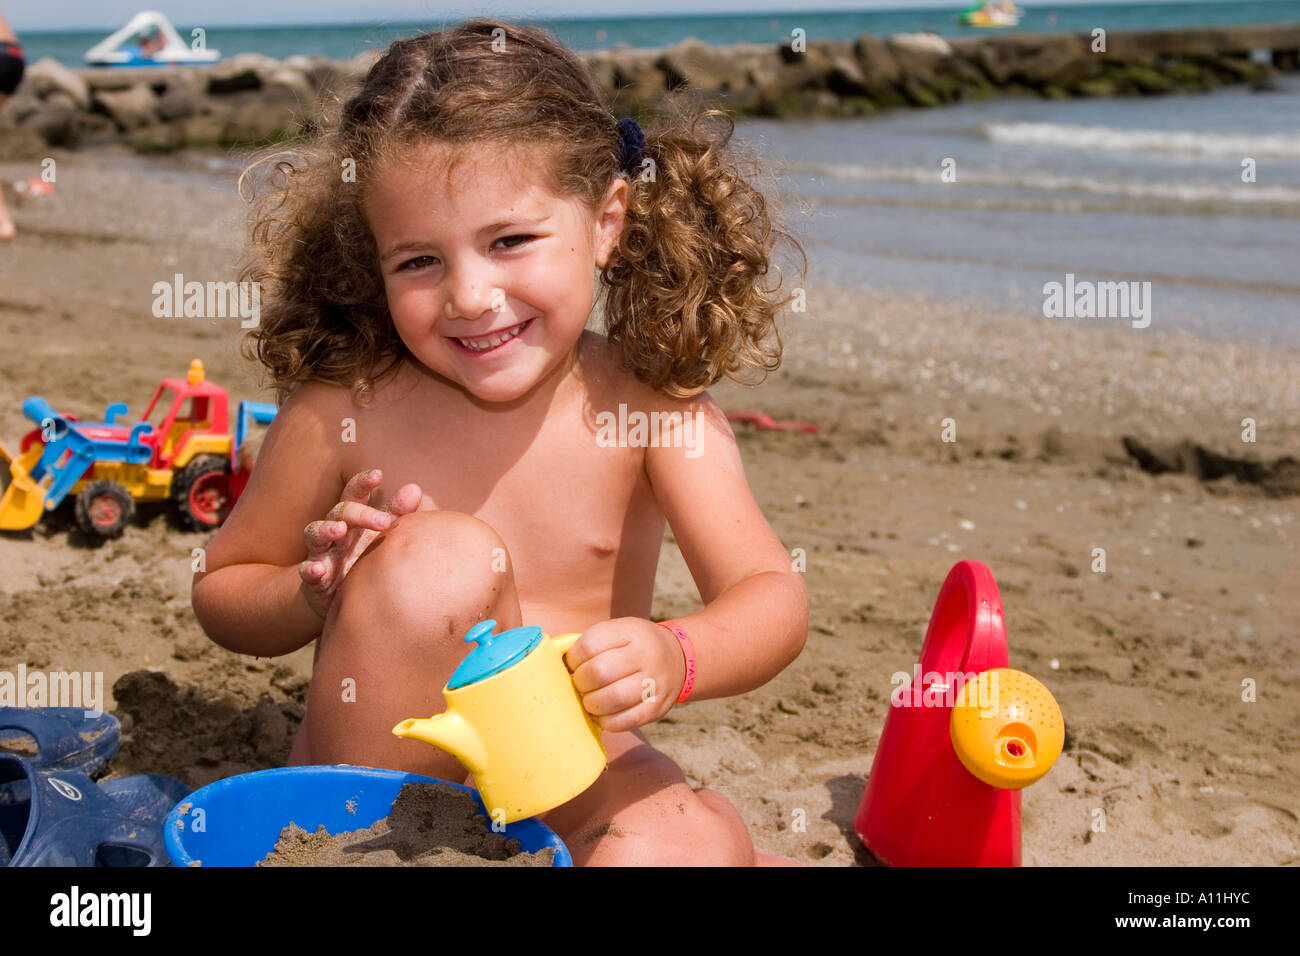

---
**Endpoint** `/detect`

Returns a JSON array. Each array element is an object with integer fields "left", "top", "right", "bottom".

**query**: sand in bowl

[{"left": 257, "top": 782, "right": 556, "bottom": 867}]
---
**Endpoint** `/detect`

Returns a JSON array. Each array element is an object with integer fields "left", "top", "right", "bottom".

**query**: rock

[
  {"left": 890, "top": 32, "right": 954, "bottom": 57},
  {"left": 341, "top": 47, "right": 383, "bottom": 85},
  {"left": 223, "top": 100, "right": 296, "bottom": 145},
  {"left": 18, "top": 96, "right": 82, "bottom": 146},
  {"left": 930, "top": 74, "right": 967, "bottom": 103},
  {"left": 1013, "top": 36, "right": 1093, "bottom": 87},
  {"left": 1, "top": 88, "right": 43, "bottom": 125},
  {"left": 93, "top": 83, "right": 159, "bottom": 130},
  {"left": 20, "top": 57, "right": 92, "bottom": 110},
  {"left": 887, "top": 34, "right": 951, "bottom": 88},
  {"left": 745, "top": 49, "right": 783, "bottom": 93},
  {"left": 155, "top": 70, "right": 208, "bottom": 122},
  {"left": 1112, "top": 29, "right": 1217, "bottom": 60},
  {"left": 1107, "top": 63, "right": 1175, "bottom": 94},
  {"left": 282, "top": 54, "right": 339, "bottom": 94},
  {"left": 1164, "top": 60, "right": 1205, "bottom": 88},
  {"left": 967, "top": 34, "right": 1093, "bottom": 88},
  {"left": 1211, "top": 55, "right": 1270, "bottom": 82},
  {"left": 134, "top": 122, "right": 185, "bottom": 153},
  {"left": 656, "top": 38, "right": 749, "bottom": 91},
  {"left": 0, "top": 118, "right": 49, "bottom": 160},
  {"left": 900, "top": 79, "right": 941, "bottom": 107},
  {"left": 798, "top": 89, "right": 842, "bottom": 115},
  {"left": 1075, "top": 77, "right": 1118, "bottom": 97},
  {"left": 181, "top": 111, "right": 228, "bottom": 147},
  {"left": 853, "top": 35, "right": 902, "bottom": 96},
  {"left": 825, "top": 51, "right": 871, "bottom": 96},
  {"left": 1098, "top": 35, "right": 1160, "bottom": 68},
  {"left": 208, "top": 52, "right": 280, "bottom": 95},
  {"left": 71, "top": 111, "right": 117, "bottom": 148},
  {"left": 608, "top": 54, "right": 667, "bottom": 114},
  {"left": 584, "top": 51, "right": 617, "bottom": 97},
  {"left": 264, "top": 66, "right": 315, "bottom": 107}
]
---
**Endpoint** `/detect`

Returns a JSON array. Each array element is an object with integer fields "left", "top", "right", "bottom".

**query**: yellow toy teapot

[{"left": 392, "top": 619, "right": 607, "bottom": 823}]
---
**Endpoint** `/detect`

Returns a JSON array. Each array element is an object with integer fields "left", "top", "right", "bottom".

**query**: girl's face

[{"left": 365, "top": 140, "right": 627, "bottom": 406}]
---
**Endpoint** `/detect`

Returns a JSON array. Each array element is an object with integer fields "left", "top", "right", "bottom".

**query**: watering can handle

[
  {"left": 550, "top": 632, "right": 583, "bottom": 658},
  {"left": 917, "top": 561, "right": 1009, "bottom": 676}
]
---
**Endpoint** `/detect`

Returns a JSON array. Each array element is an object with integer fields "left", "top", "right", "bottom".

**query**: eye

[
  {"left": 398, "top": 255, "right": 436, "bottom": 271},
  {"left": 496, "top": 234, "right": 535, "bottom": 250}
]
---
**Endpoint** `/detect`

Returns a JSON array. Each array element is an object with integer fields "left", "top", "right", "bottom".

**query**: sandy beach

[{"left": 0, "top": 144, "right": 1297, "bottom": 866}]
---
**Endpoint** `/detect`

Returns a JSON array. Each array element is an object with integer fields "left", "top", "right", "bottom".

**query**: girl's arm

[
  {"left": 190, "top": 381, "right": 349, "bottom": 656},
  {"left": 642, "top": 390, "right": 809, "bottom": 699}
]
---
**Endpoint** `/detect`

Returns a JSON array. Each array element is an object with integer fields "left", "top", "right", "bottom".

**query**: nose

[{"left": 442, "top": 260, "right": 499, "bottom": 323}]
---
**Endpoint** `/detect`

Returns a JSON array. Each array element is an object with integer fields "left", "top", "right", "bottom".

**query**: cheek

[{"left": 383, "top": 281, "right": 436, "bottom": 332}]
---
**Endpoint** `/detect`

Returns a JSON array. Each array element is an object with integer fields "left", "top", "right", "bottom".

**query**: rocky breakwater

[{"left": 2, "top": 24, "right": 1297, "bottom": 157}]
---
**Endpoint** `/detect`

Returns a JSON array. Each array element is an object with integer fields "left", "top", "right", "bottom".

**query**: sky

[{"left": 8, "top": 0, "right": 1235, "bottom": 34}]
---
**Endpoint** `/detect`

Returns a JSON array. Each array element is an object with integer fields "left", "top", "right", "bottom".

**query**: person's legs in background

[{"left": 0, "top": 12, "right": 27, "bottom": 240}]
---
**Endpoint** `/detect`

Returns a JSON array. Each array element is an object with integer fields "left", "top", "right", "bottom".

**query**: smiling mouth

[{"left": 449, "top": 317, "right": 534, "bottom": 353}]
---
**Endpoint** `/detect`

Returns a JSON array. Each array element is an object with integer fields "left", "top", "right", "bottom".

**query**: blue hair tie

[{"left": 616, "top": 117, "right": 646, "bottom": 177}]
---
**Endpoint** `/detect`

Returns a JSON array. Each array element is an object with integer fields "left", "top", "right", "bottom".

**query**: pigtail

[{"left": 602, "top": 107, "right": 807, "bottom": 399}]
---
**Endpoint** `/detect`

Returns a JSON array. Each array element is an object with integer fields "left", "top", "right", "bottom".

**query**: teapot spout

[{"left": 391, "top": 712, "right": 488, "bottom": 774}]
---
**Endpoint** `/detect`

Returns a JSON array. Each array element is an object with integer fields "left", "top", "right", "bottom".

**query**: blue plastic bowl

[{"left": 164, "top": 765, "right": 572, "bottom": 867}]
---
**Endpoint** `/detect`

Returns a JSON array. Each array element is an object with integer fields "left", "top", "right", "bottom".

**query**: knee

[
  {"left": 663, "top": 788, "right": 755, "bottom": 867},
  {"left": 352, "top": 509, "right": 510, "bottom": 589},
  {"left": 583, "top": 750, "right": 755, "bottom": 866},
  {"left": 332, "top": 510, "right": 515, "bottom": 636}
]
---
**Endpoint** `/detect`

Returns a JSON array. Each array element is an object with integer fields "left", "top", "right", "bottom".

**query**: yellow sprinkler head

[
  {"left": 949, "top": 668, "right": 1064, "bottom": 790},
  {"left": 188, "top": 359, "right": 205, "bottom": 385}
]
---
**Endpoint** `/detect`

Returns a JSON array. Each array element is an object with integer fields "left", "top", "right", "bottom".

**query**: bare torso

[{"left": 337, "top": 331, "right": 667, "bottom": 636}]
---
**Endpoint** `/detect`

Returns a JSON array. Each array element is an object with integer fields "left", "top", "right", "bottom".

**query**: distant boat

[
  {"left": 958, "top": 2, "right": 1023, "bottom": 28},
  {"left": 84, "top": 10, "right": 221, "bottom": 66}
]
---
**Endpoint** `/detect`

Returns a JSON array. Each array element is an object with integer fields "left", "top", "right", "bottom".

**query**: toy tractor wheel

[
  {"left": 173, "top": 455, "right": 233, "bottom": 531},
  {"left": 74, "top": 481, "right": 135, "bottom": 539}
]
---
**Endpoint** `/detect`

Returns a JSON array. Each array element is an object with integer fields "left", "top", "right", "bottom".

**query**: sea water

[
  {"left": 15, "top": 1, "right": 1300, "bottom": 65},
  {"left": 737, "top": 74, "right": 1300, "bottom": 345}
]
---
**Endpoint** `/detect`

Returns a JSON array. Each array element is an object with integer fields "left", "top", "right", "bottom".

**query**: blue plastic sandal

[
  {"left": 0, "top": 707, "right": 121, "bottom": 777},
  {"left": 0, "top": 755, "right": 191, "bottom": 866}
]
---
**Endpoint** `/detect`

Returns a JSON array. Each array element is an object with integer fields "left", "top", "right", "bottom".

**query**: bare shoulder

[{"left": 579, "top": 331, "right": 726, "bottom": 423}]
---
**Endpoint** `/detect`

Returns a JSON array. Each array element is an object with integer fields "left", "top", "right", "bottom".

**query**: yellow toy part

[
  {"left": 68, "top": 462, "right": 172, "bottom": 502},
  {"left": 392, "top": 631, "right": 607, "bottom": 823},
  {"left": 0, "top": 441, "right": 47, "bottom": 531},
  {"left": 950, "top": 668, "right": 1064, "bottom": 789}
]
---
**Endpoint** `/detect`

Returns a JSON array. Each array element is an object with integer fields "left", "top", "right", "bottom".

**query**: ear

[{"left": 593, "top": 177, "right": 629, "bottom": 269}]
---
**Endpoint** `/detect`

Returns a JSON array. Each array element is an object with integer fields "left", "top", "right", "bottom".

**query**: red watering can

[{"left": 853, "top": 560, "right": 1063, "bottom": 866}]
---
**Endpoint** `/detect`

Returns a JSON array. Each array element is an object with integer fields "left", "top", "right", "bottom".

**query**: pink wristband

[{"left": 656, "top": 620, "right": 697, "bottom": 703}]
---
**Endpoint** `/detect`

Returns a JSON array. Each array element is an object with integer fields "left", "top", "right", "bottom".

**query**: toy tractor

[{"left": 0, "top": 359, "right": 276, "bottom": 539}]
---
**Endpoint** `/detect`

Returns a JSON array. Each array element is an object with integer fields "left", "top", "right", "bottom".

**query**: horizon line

[{"left": 17, "top": 0, "right": 1283, "bottom": 37}]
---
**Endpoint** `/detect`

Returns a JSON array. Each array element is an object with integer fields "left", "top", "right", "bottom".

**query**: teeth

[{"left": 457, "top": 320, "right": 527, "bottom": 351}]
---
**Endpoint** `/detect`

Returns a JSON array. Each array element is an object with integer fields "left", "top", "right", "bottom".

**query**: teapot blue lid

[{"left": 447, "top": 619, "right": 543, "bottom": 689}]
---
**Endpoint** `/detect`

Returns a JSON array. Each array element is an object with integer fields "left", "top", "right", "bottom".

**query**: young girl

[{"left": 193, "top": 18, "right": 809, "bottom": 866}]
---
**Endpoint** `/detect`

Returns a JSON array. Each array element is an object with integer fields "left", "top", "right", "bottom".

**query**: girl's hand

[
  {"left": 299, "top": 469, "right": 422, "bottom": 620},
  {"left": 563, "top": 617, "right": 688, "bottom": 732}
]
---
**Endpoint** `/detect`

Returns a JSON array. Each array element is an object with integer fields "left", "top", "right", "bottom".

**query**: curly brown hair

[{"left": 238, "top": 18, "right": 806, "bottom": 404}]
